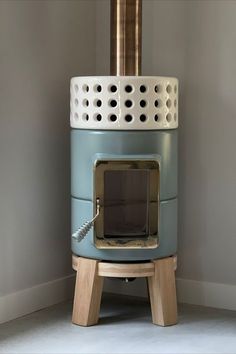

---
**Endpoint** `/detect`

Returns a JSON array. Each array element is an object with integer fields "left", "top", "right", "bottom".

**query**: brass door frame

[{"left": 93, "top": 159, "right": 160, "bottom": 249}]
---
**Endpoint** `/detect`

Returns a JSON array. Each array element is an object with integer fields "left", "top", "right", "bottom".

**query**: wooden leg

[
  {"left": 72, "top": 257, "right": 104, "bottom": 326},
  {"left": 148, "top": 257, "right": 177, "bottom": 326}
]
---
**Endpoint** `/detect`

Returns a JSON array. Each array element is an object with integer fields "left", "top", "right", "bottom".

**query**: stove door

[{"left": 94, "top": 159, "right": 159, "bottom": 249}]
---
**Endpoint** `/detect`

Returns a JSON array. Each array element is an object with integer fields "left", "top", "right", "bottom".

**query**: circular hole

[
  {"left": 94, "top": 99, "right": 102, "bottom": 107},
  {"left": 140, "top": 85, "right": 147, "bottom": 93},
  {"left": 125, "top": 114, "right": 133, "bottom": 122},
  {"left": 110, "top": 85, "right": 117, "bottom": 93},
  {"left": 166, "top": 85, "right": 172, "bottom": 93},
  {"left": 110, "top": 99, "right": 117, "bottom": 107},
  {"left": 154, "top": 114, "right": 159, "bottom": 122},
  {"left": 83, "top": 99, "right": 89, "bottom": 107},
  {"left": 95, "top": 114, "right": 102, "bottom": 121},
  {"left": 174, "top": 113, "right": 177, "bottom": 121},
  {"left": 74, "top": 84, "right": 79, "bottom": 92},
  {"left": 74, "top": 112, "right": 79, "bottom": 120},
  {"left": 82, "top": 84, "right": 89, "bottom": 92},
  {"left": 166, "top": 113, "right": 172, "bottom": 122},
  {"left": 166, "top": 99, "right": 172, "bottom": 108},
  {"left": 174, "top": 99, "right": 177, "bottom": 107},
  {"left": 154, "top": 84, "right": 161, "bottom": 93},
  {"left": 109, "top": 114, "right": 117, "bottom": 122},
  {"left": 140, "top": 100, "right": 147, "bottom": 108},
  {"left": 174, "top": 85, "right": 177, "bottom": 93},
  {"left": 75, "top": 98, "right": 79, "bottom": 106},
  {"left": 125, "top": 99, "right": 133, "bottom": 108},
  {"left": 140, "top": 114, "right": 147, "bottom": 122},
  {"left": 94, "top": 84, "right": 102, "bottom": 93},
  {"left": 82, "top": 113, "right": 89, "bottom": 121},
  {"left": 125, "top": 85, "right": 133, "bottom": 93},
  {"left": 154, "top": 100, "right": 159, "bottom": 107}
]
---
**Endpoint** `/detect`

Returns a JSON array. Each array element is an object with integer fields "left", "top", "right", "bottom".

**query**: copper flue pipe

[{"left": 110, "top": 0, "right": 142, "bottom": 76}]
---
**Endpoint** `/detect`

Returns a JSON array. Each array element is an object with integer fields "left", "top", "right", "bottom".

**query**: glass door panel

[
  {"left": 104, "top": 170, "right": 150, "bottom": 238},
  {"left": 94, "top": 159, "right": 159, "bottom": 249}
]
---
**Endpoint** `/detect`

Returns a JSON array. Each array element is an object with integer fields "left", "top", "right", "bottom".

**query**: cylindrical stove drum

[{"left": 70, "top": 76, "right": 178, "bottom": 261}]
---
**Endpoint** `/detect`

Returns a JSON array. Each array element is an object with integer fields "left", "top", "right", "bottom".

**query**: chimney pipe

[{"left": 110, "top": 0, "right": 142, "bottom": 76}]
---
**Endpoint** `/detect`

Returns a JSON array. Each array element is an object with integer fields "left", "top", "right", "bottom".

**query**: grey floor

[{"left": 1, "top": 294, "right": 236, "bottom": 354}]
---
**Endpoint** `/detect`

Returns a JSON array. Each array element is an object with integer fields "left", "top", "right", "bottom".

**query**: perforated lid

[{"left": 70, "top": 76, "right": 178, "bottom": 130}]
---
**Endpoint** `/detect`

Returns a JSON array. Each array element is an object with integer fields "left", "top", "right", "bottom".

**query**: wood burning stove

[
  {"left": 70, "top": 75, "right": 178, "bottom": 261},
  {"left": 71, "top": 1, "right": 178, "bottom": 327},
  {"left": 70, "top": 0, "right": 178, "bottom": 262}
]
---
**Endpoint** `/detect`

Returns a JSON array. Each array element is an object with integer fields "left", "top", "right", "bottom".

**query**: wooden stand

[{"left": 72, "top": 255, "right": 178, "bottom": 327}]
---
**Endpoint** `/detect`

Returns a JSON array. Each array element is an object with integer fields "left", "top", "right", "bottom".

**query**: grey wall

[
  {"left": 0, "top": 0, "right": 95, "bottom": 297},
  {"left": 178, "top": 0, "right": 236, "bottom": 285},
  {"left": 96, "top": 0, "right": 236, "bottom": 286}
]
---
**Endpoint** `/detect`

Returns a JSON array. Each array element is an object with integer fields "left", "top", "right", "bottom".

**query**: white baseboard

[
  {"left": 104, "top": 277, "right": 236, "bottom": 311},
  {"left": 176, "top": 278, "right": 236, "bottom": 311},
  {"left": 1, "top": 275, "right": 236, "bottom": 325},
  {"left": 0, "top": 275, "right": 75, "bottom": 324}
]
